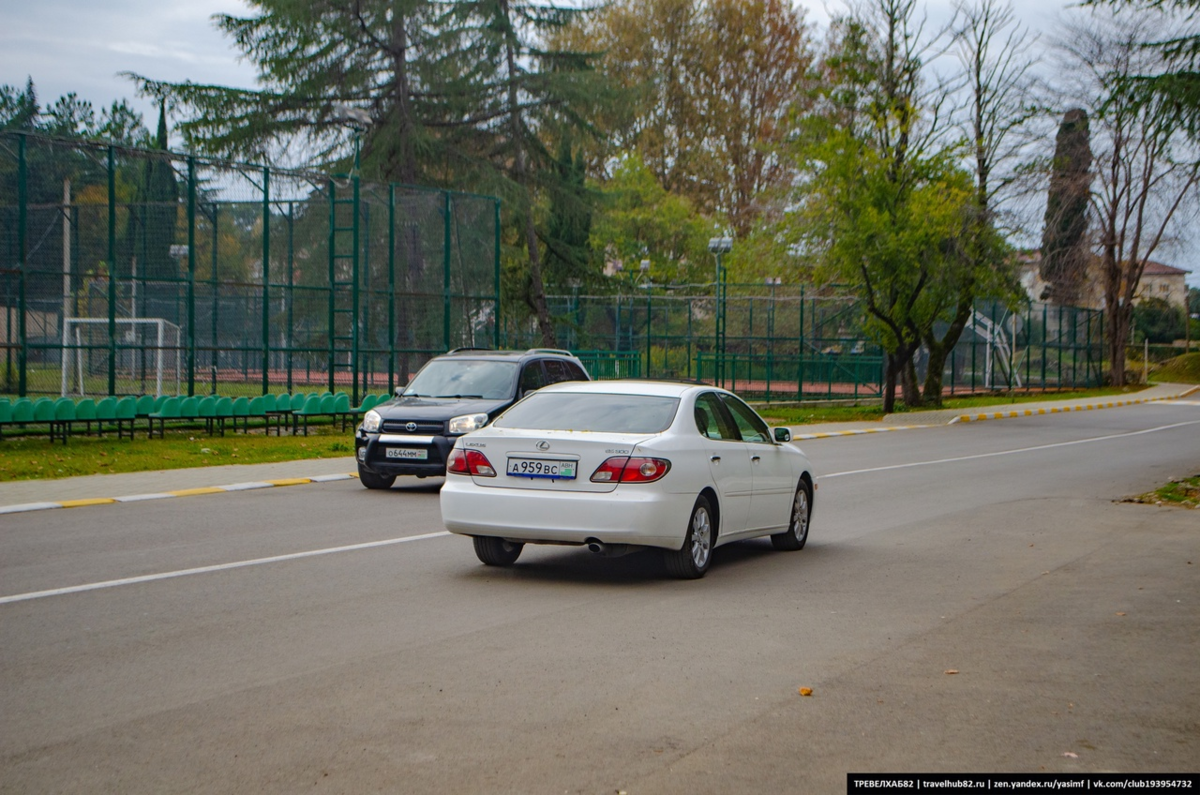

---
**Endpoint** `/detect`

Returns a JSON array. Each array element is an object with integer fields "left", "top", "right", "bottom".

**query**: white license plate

[
  {"left": 385, "top": 447, "right": 428, "bottom": 460},
  {"left": 506, "top": 457, "right": 577, "bottom": 480}
]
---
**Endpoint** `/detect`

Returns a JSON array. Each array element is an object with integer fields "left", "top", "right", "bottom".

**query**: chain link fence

[
  {"left": 502, "top": 287, "right": 1105, "bottom": 400},
  {"left": 0, "top": 132, "right": 499, "bottom": 402}
]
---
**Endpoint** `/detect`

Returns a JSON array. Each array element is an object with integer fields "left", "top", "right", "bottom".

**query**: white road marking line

[
  {"left": 8, "top": 417, "right": 1198, "bottom": 603},
  {"left": 821, "top": 419, "right": 1200, "bottom": 479},
  {"left": 0, "top": 531, "right": 452, "bottom": 605}
]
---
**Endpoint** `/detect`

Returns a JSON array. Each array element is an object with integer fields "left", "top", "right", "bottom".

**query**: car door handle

[
  {"left": 751, "top": 455, "right": 761, "bottom": 463},
  {"left": 710, "top": 455, "right": 721, "bottom": 463}
]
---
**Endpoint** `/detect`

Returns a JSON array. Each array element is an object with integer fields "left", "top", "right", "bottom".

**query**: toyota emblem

[
  {"left": 536, "top": 441, "right": 551, "bottom": 451},
  {"left": 406, "top": 422, "right": 418, "bottom": 432}
]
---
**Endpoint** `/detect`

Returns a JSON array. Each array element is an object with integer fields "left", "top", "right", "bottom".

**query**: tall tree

[
  {"left": 461, "top": 0, "right": 603, "bottom": 346},
  {"left": 560, "top": 0, "right": 813, "bottom": 235},
  {"left": 913, "top": 0, "right": 1029, "bottom": 404},
  {"left": 1085, "top": 0, "right": 1200, "bottom": 133},
  {"left": 1058, "top": 10, "right": 1200, "bottom": 384},
  {"left": 789, "top": 0, "right": 970, "bottom": 412},
  {"left": 127, "top": 0, "right": 469, "bottom": 183},
  {"left": 124, "top": 104, "right": 180, "bottom": 288},
  {"left": 1039, "top": 109, "right": 1094, "bottom": 305}
]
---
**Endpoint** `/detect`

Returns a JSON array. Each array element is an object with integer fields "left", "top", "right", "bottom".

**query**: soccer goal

[{"left": 61, "top": 317, "right": 182, "bottom": 397}]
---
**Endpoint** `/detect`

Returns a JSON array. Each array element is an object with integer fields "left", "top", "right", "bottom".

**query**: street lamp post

[{"left": 708, "top": 237, "right": 732, "bottom": 385}]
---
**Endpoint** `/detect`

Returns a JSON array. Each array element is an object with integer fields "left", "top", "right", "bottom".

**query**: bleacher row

[{"left": 0, "top": 392, "right": 392, "bottom": 444}]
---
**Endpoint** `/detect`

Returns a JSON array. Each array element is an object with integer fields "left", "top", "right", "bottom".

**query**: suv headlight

[
  {"left": 361, "top": 409, "right": 382, "bottom": 433},
  {"left": 448, "top": 412, "right": 489, "bottom": 435}
]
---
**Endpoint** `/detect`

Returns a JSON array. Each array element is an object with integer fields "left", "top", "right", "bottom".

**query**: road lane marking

[
  {"left": 821, "top": 419, "right": 1200, "bottom": 479},
  {"left": 0, "top": 531, "right": 453, "bottom": 605},
  {"left": 6, "top": 418, "right": 1197, "bottom": 603}
]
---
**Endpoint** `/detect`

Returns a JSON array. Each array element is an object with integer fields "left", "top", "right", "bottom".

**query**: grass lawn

[
  {"left": 759, "top": 385, "right": 1149, "bottom": 425},
  {"left": 0, "top": 422, "right": 354, "bottom": 482},
  {"left": 0, "top": 384, "right": 1157, "bottom": 482},
  {"left": 1149, "top": 352, "right": 1200, "bottom": 385}
]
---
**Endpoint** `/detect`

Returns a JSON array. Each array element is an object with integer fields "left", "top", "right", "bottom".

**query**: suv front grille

[{"left": 381, "top": 419, "right": 445, "bottom": 434}]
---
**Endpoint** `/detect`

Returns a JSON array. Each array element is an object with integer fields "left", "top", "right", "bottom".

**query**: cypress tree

[{"left": 1039, "top": 108, "right": 1093, "bottom": 306}]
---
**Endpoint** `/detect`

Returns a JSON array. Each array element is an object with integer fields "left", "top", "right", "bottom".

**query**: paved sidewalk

[{"left": 2, "top": 383, "right": 1195, "bottom": 514}]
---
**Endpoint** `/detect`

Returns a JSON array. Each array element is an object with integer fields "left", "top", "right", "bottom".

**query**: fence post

[
  {"left": 443, "top": 192, "right": 452, "bottom": 351},
  {"left": 15, "top": 134, "right": 27, "bottom": 396},
  {"left": 261, "top": 166, "right": 271, "bottom": 396},
  {"left": 286, "top": 201, "right": 295, "bottom": 392},
  {"left": 494, "top": 200, "right": 501, "bottom": 350},
  {"left": 388, "top": 185, "right": 396, "bottom": 393},
  {"left": 210, "top": 204, "right": 219, "bottom": 393},
  {"left": 107, "top": 144, "right": 117, "bottom": 396},
  {"left": 186, "top": 155, "right": 196, "bottom": 396}
]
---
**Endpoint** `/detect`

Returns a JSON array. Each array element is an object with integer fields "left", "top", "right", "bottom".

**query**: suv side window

[
  {"left": 719, "top": 393, "right": 771, "bottom": 443},
  {"left": 519, "top": 361, "right": 550, "bottom": 395},
  {"left": 544, "top": 359, "right": 586, "bottom": 384}
]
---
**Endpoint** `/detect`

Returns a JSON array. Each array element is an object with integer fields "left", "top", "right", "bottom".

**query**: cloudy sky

[{"left": 1, "top": 0, "right": 1195, "bottom": 283}]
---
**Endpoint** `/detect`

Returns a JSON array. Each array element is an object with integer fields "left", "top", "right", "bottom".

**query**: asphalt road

[{"left": 2, "top": 402, "right": 1198, "bottom": 794}]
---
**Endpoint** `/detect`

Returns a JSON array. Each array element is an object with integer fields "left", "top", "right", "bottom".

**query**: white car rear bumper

[{"left": 440, "top": 477, "right": 695, "bottom": 551}]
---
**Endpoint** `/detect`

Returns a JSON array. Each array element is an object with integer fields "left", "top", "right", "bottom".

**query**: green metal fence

[
  {"left": 502, "top": 288, "right": 1105, "bottom": 400},
  {"left": 2, "top": 132, "right": 1108, "bottom": 405},
  {"left": 0, "top": 132, "right": 500, "bottom": 403}
]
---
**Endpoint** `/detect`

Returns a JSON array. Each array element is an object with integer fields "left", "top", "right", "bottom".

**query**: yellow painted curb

[
  {"left": 264, "top": 478, "right": 312, "bottom": 487},
  {"left": 953, "top": 394, "right": 1184, "bottom": 423},
  {"left": 59, "top": 498, "right": 117, "bottom": 509},
  {"left": 168, "top": 487, "right": 227, "bottom": 497}
]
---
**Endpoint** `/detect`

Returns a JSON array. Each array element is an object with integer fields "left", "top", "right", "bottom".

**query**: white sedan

[{"left": 439, "top": 380, "right": 815, "bottom": 578}]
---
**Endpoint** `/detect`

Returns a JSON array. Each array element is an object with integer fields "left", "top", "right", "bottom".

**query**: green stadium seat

[
  {"left": 74, "top": 398, "right": 97, "bottom": 435},
  {"left": 148, "top": 396, "right": 181, "bottom": 439},
  {"left": 230, "top": 396, "right": 251, "bottom": 433},
  {"left": 114, "top": 396, "right": 137, "bottom": 439},
  {"left": 214, "top": 396, "right": 233, "bottom": 436},
  {"left": 292, "top": 394, "right": 322, "bottom": 436}
]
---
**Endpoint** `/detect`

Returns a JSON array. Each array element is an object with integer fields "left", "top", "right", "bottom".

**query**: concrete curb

[
  {"left": 793, "top": 425, "right": 932, "bottom": 440},
  {"left": 0, "top": 472, "right": 359, "bottom": 516},
  {"left": 948, "top": 387, "right": 1200, "bottom": 425}
]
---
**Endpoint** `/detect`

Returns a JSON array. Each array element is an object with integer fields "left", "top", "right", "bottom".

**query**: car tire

[
  {"left": 358, "top": 465, "right": 396, "bottom": 490},
  {"left": 664, "top": 495, "right": 715, "bottom": 579},
  {"left": 771, "top": 480, "right": 811, "bottom": 551},
  {"left": 473, "top": 536, "right": 524, "bottom": 566}
]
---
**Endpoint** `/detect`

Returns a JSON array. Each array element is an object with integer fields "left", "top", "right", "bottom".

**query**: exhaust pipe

[{"left": 586, "top": 540, "right": 633, "bottom": 557}]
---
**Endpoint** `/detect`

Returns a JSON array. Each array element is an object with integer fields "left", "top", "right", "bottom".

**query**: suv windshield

[
  {"left": 402, "top": 360, "right": 518, "bottom": 400},
  {"left": 495, "top": 393, "right": 680, "bottom": 434}
]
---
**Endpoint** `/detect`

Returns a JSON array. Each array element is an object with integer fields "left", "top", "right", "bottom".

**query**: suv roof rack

[
  {"left": 446, "top": 347, "right": 495, "bottom": 354},
  {"left": 525, "top": 348, "right": 574, "bottom": 356}
]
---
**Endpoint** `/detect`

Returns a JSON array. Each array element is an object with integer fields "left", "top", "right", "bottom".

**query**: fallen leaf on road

[
  {"left": 1116, "top": 612, "right": 1126, "bottom": 616},
  {"left": 944, "top": 669, "right": 959, "bottom": 675},
  {"left": 1062, "top": 752, "right": 1079, "bottom": 758},
  {"left": 798, "top": 687, "right": 813, "bottom": 696}
]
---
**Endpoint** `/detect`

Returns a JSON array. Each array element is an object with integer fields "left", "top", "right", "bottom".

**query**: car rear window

[{"left": 494, "top": 393, "right": 680, "bottom": 434}]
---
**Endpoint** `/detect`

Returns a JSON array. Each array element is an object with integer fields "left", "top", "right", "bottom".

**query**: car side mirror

[
  {"left": 394, "top": 387, "right": 405, "bottom": 398},
  {"left": 774, "top": 427, "right": 792, "bottom": 443}
]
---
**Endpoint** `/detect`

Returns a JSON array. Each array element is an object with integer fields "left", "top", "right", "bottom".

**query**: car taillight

[
  {"left": 447, "top": 448, "right": 496, "bottom": 477},
  {"left": 590, "top": 456, "right": 671, "bottom": 484}
]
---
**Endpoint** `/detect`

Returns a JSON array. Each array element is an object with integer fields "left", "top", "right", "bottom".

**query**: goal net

[{"left": 61, "top": 318, "right": 182, "bottom": 397}]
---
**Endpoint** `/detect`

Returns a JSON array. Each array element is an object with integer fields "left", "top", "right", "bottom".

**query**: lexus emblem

[
  {"left": 536, "top": 441, "right": 551, "bottom": 451},
  {"left": 405, "top": 422, "right": 418, "bottom": 432}
]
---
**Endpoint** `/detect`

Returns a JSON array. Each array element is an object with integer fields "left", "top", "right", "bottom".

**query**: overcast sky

[{"left": 1, "top": 0, "right": 1194, "bottom": 283}]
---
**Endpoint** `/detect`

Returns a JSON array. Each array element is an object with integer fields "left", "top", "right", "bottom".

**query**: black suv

[{"left": 354, "top": 348, "right": 590, "bottom": 489}]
